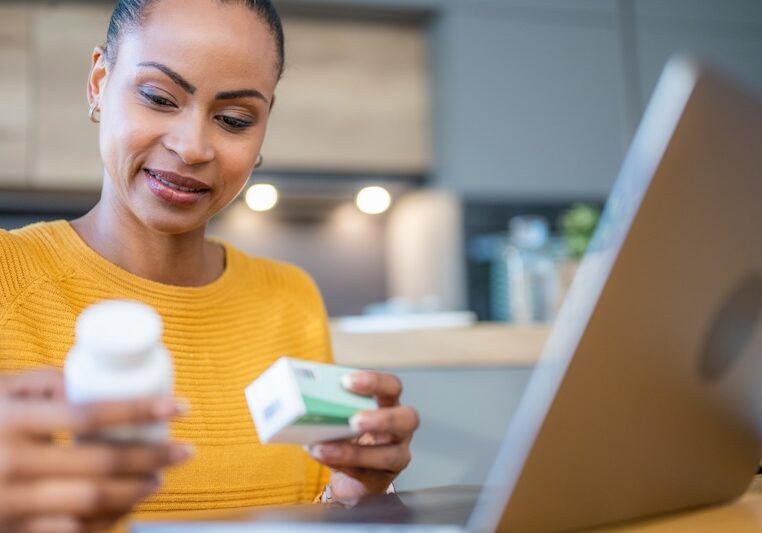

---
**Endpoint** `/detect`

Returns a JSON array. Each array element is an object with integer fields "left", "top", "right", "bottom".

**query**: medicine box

[{"left": 245, "top": 357, "right": 377, "bottom": 444}]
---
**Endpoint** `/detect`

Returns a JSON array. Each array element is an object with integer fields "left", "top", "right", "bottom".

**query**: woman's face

[{"left": 89, "top": 0, "right": 280, "bottom": 234}]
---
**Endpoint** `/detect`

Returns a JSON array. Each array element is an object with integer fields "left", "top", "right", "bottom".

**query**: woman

[{"left": 0, "top": 0, "right": 419, "bottom": 531}]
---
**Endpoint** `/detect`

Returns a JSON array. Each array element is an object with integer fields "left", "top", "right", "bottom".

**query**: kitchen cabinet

[
  {"left": 0, "top": 5, "right": 31, "bottom": 187},
  {"left": 0, "top": 3, "right": 431, "bottom": 191},
  {"left": 31, "top": 3, "right": 113, "bottom": 190},
  {"left": 262, "top": 16, "right": 430, "bottom": 174}
]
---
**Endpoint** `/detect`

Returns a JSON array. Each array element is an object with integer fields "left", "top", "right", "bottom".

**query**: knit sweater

[{"left": 0, "top": 220, "right": 331, "bottom": 514}]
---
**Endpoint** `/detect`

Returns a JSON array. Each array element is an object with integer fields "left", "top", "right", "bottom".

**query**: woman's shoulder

[
  {"left": 1, "top": 220, "right": 68, "bottom": 246},
  {"left": 1, "top": 221, "right": 47, "bottom": 262},
  {"left": 0, "top": 220, "right": 69, "bottom": 308},
  {"left": 0, "top": 220, "right": 69, "bottom": 264}
]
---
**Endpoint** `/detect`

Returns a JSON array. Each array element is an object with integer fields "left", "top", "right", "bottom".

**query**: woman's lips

[{"left": 144, "top": 169, "right": 210, "bottom": 206}]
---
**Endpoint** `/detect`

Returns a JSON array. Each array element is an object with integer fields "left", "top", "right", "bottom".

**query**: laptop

[{"left": 134, "top": 56, "right": 762, "bottom": 532}]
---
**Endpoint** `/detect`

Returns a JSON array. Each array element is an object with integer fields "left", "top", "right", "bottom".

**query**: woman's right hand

[{"left": 0, "top": 390, "right": 192, "bottom": 532}]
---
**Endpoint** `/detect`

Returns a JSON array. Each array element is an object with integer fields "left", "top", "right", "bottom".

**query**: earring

[
  {"left": 255, "top": 154, "right": 264, "bottom": 168},
  {"left": 88, "top": 104, "right": 101, "bottom": 124}
]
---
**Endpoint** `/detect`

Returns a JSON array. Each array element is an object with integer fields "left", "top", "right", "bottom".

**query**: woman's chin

[{"left": 134, "top": 207, "right": 209, "bottom": 236}]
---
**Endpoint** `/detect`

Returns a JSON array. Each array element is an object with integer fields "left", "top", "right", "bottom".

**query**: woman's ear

[{"left": 87, "top": 46, "right": 108, "bottom": 108}]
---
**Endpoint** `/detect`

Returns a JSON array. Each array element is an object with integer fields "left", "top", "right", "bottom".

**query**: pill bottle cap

[{"left": 76, "top": 300, "right": 163, "bottom": 368}]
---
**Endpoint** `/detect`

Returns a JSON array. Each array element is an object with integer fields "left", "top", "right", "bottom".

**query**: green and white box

[{"left": 245, "top": 357, "right": 377, "bottom": 444}]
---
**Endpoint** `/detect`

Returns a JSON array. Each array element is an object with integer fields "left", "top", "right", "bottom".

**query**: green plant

[{"left": 559, "top": 203, "right": 601, "bottom": 259}]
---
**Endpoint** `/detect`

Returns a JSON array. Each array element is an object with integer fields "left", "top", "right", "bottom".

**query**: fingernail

[
  {"left": 143, "top": 473, "right": 162, "bottom": 495},
  {"left": 323, "top": 445, "right": 344, "bottom": 460},
  {"left": 340, "top": 373, "right": 355, "bottom": 390},
  {"left": 349, "top": 414, "right": 366, "bottom": 433},
  {"left": 152, "top": 398, "right": 177, "bottom": 418},
  {"left": 313, "top": 444, "right": 343, "bottom": 460},
  {"left": 342, "top": 372, "right": 370, "bottom": 390},
  {"left": 306, "top": 444, "right": 322, "bottom": 460},
  {"left": 170, "top": 443, "right": 195, "bottom": 463},
  {"left": 174, "top": 398, "right": 190, "bottom": 416}
]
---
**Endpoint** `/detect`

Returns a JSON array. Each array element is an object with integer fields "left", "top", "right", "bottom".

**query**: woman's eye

[
  {"left": 140, "top": 90, "right": 176, "bottom": 108},
  {"left": 218, "top": 115, "right": 254, "bottom": 131}
]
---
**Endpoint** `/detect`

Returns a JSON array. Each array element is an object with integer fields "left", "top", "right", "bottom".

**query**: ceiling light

[
  {"left": 356, "top": 186, "right": 391, "bottom": 215},
  {"left": 245, "top": 183, "right": 278, "bottom": 212}
]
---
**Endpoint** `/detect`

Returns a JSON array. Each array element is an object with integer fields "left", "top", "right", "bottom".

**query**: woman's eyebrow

[
  {"left": 136, "top": 61, "right": 268, "bottom": 105},
  {"left": 215, "top": 89, "right": 269, "bottom": 104},
  {"left": 137, "top": 61, "right": 196, "bottom": 94}
]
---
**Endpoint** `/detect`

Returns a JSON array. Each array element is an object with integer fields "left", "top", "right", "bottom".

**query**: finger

[
  {"left": 330, "top": 466, "right": 393, "bottom": 495},
  {"left": 0, "top": 397, "right": 184, "bottom": 438},
  {"left": 307, "top": 442, "right": 411, "bottom": 474},
  {"left": 10, "top": 368, "right": 66, "bottom": 401},
  {"left": 0, "top": 401, "right": 81, "bottom": 438},
  {"left": 13, "top": 515, "right": 81, "bottom": 533},
  {"left": 349, "top": 406, "right": 419, "bottom": 440},
  {"left": 74, "top": 397, "right": 187, "bottom": 435},
  {"left": 4, "top": 477, "right": 158, "bottom": 518},
  {"left": 5, "top": 441, "right": 193, "bottom": 480},
  {"left": 342, "top": 372, "right": 402, "bottom": 406},
  {"left": 81, "top": 517, "right": 123, "bottom": 533}
]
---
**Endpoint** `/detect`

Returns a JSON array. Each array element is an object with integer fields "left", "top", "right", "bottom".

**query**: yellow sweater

[{"left": 0, "top": 220, "right": 331, "bottom": 514}]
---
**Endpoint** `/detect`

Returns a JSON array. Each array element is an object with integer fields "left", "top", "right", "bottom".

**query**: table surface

[
  {"left": 330, "top": 322, "right": 551, "bottom": 368},
  {"left": 599, "top": 475, "right": 762, "bottom": 532}
]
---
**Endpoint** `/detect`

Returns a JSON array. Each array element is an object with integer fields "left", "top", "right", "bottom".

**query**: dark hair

[{"left": 105, "top": 0, "right": 285, "bottom": 80}]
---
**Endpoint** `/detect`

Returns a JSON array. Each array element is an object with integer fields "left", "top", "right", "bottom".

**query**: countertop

[{"left": 330, "top": 322, "right": 550, "bottom": 369}]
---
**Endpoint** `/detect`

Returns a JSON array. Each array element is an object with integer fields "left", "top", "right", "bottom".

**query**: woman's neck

[{"left": 70, "top": 201, "right": 225, "bottom": 288}]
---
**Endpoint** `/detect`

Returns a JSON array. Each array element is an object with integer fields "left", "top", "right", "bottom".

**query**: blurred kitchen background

[{"left": 2, "top": 0, "right": 762, "bottom": 490}]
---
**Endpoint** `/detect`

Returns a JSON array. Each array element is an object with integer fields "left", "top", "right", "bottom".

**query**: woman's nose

[{"left": 163, "top": 117, "right": 215, "bottom": 166}]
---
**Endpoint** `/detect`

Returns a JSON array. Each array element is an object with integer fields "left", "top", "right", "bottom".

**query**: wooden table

[
  {"left": 597, "top": 476, "right": 762, "bottom": 532},
  {"left": 331, "top": 322, "right": 551, "bottom": 369}
]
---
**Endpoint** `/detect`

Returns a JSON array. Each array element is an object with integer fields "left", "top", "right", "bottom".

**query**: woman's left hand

[{"left": 306, "top": 371, "right": 419, "bottom": 506}]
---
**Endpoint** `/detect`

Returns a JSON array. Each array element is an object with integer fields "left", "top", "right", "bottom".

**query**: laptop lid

[{"left": 471, "top": 57, "right": 762, "bottom": 532}]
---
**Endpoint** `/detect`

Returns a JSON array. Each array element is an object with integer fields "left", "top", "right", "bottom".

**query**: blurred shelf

[{"left": 331, "top": 321, "right": 551, "bottom": 369}]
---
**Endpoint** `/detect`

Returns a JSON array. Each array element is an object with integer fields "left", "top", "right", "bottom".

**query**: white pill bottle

[{"left": 64, "top": 299, "right": 173, "bottom": 442}]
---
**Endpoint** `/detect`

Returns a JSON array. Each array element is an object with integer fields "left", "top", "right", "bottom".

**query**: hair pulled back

[{"left": 105, "top": 0, "right": 285, "bottom": 79}]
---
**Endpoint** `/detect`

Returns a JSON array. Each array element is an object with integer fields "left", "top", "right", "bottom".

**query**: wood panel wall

[
  {"left": 263, "top": 16, "right": 430, "bottom": 174},
  {"left": 0, "top": 5, "right": 31, "bottom": 187},
  {"left": 0, "top": 2, "right": 431, "bottom": 191}
]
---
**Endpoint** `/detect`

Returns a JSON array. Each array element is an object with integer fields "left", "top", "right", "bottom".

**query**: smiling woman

[
  {"left": 0, "top": 0, "right": 419, "bottom": 531},
  {"left": 83, "top": 0, "right": 279, "bottom": 253}
]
